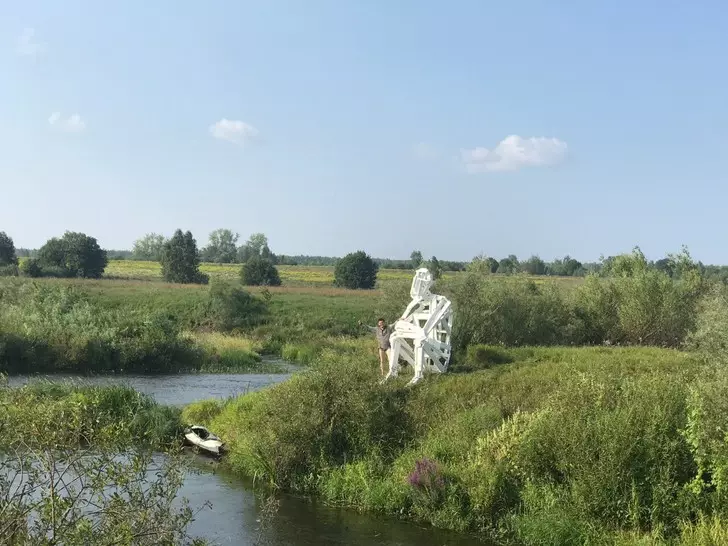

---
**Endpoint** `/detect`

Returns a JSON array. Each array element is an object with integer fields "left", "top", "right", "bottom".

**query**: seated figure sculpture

[{"left": 383, "top": 268, "right": 454, "bottom": 386}]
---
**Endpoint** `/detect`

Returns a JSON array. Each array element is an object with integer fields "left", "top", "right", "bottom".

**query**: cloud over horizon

[
  {"left": 461, "top": 135, "right": 568, "bottom": 173},
  {"left": 209, "top": 118, "right": 259, "bottom": 145},
  {"left": 48, "top": 112, "right": 86, "bottom": 132}
]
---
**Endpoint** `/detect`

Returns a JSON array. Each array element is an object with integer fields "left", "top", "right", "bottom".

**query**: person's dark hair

[{"left": 377, "top": 317, "right": 385, "bottom": 323}]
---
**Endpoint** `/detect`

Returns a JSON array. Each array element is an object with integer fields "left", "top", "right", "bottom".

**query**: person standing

[{"left": 359, "top": 318, "right": 395, "bottom": 377}]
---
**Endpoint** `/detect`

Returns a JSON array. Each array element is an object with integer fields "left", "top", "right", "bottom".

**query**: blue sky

[{"left": 2, "top": 1, "right": 727, "bottom": 263}]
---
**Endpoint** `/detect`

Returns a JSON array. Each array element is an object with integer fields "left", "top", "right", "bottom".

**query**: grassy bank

[
  {"left": 0, "top": 378, "right": 181, "bottom": 450},
  {"left": 182, "top": 344, "right": 728, "bottom": 544},
  {"left": 0, "top": 378, "right": 209, "bottom": 544},
  {"left": 0, "top": 247, "right": 713, "bottom": 375}
]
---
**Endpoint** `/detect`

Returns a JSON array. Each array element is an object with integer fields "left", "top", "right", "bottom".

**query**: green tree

[
  {"left": 334, "top": 251, "right": 379, "bottom": 289},
  {"left": 426, "top": 256, "right": 442, "bottom": 280},
  {"left": 132, "top": 233, "right": 167, "bottom": 261},
  {"left": 523, "top": 255, "right": 547, "bottom": 275},
  {"left": 37, "top": 231, "right": 108, "bottom": 278},
  {"left": 497, "top": 255, "right": 519, "bottom": 275},
  {"left": 238, "top": 233, "right": 268, "bottom": 262},
  {"left": 0, "top": 232, "right": 18, "bottom": 266},
  {"left": 467, "top": 254, "right": 498, "bottom": 275},
  {"left": 410, "top": 250, "right": 423, "bottom": 269},
  {"left": 203, "top": 228, "right": 239, "bottom": 263},
  {"left": 160, "top": 229, "right": 208, "bottom": 284},
  {"left": 241, "top": 255, "right": 282, "bottom": 286}
]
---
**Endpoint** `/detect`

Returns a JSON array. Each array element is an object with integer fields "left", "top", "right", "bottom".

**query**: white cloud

[
  {"left": 49, "top": 112, "right": 86, "bottom": 132},
  {"left": 412, "top": 142, "right": 438, "bottom": 160},
  {"left": 461, "top": 135, "right": 567, "bottom": 173},
  {"left": 17, "top": 27, "right": 45, "bottom": 57},
  {"left": 209, "top": 118, "right": 259, "bottom": 145}
]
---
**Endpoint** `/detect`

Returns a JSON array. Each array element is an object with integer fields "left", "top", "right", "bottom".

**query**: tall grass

[
  {"left": 0, "top": 380, "right": 181, "bottom": 450},
  {"left": 182, "top": 342, "right": 728, "bottom": 543}
]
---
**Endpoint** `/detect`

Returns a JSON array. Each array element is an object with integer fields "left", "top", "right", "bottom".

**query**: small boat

[{"left": 184, "top": 425, "right": 226, "bottom": 456}]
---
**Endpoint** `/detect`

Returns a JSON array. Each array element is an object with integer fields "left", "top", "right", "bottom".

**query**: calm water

[
  {"left": 7, "top": 372, "right": 292, "bottom": 406},
  {"left": 7, "top": 368, "right": 490, "bottom": 546}
]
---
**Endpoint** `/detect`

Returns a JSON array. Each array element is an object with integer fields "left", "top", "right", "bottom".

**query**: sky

[{"left": 2, "top": 1, "right": 728, "bottom": 263}]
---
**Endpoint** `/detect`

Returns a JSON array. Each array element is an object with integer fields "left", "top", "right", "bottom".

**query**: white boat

[{"left": 184, "top": 425, "right": 226, "bottom": 456}]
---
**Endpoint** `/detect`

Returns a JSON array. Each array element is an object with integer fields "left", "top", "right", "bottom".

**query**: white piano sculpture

[{"left": 383, "top": 268, "right": 454, "bottom": 386}]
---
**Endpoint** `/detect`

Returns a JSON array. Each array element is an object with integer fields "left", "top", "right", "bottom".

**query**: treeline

[{"left": 8, "top": 227, "right": 728, "bottom": 285}]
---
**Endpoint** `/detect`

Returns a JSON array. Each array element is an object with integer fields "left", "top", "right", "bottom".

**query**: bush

[
  {"left": 445, "top": 272, "right": 576, "bottom": 351},
  {"left": 210, "top": 354, "right": 411, "bottom": 490},
  {"left": 0, "top": 264, "right": 18, "bottom": 277},
  {"left": 240, "top": 256, "right": 281, "bottom": 286},
  {"left": 206, "top": 281, "right": 268, "bottom": 332},
  {"left": 19, "top": 258, "right": 42, "bottom": 277},
  {"left": 334, "top": 251, "right": 378, "bottom": 289},
  {"left": 0, "top": 383, "right": 200, "bottom": 544},
  {"left": 0, "top": 281, "right": 203, "bottom": 374},
  {"left": 686, "top": 284, "right": 728, "bottom": 363}
]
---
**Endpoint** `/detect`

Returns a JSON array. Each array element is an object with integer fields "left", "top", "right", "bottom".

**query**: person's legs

[{"left": 378, "top": 348, "right": 389, "bottom": 376}]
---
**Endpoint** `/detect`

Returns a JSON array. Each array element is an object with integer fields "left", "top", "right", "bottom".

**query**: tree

[
  {"left": 523, "top": 255, "right": 547, "bottom": 275},
  {"left": 238, "top": 233, "right": 273, "bottom": 263},
  {"left": 203, "top": 229, "right": 239, "bottom": 263},
  {"left": 497, "top": 255, "right": 520, "bottom": 275},
  {"left": 160, "top": 229, "right": 208, "bottom": 284},
  {"left": 410, "top": 250, "right": 423, "bottom": 269},
  {"left": 241, "top": 256, "right": 282, "bottom": 286},
  {"left": 37, "top": 231, "right": 108, "bottom": 278},
  {"left": 426, "top": 256, "right": 442, "bottom": 280},
  {"left": 132, "top": 233, "right": 167, "bottom": 261},
  {"left": 334, "top": 251, "right": 379, "bottom": 289},
  {"left": 467, "top": 254, "right": 498, "bottom": 275},
  {"left": 0, "top": 232, "right": 18, "bottom": 266}
]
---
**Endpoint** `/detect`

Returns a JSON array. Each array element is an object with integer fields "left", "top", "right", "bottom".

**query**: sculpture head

[{"left": 410, "top": 268, "right": 433, "bottom": 299}]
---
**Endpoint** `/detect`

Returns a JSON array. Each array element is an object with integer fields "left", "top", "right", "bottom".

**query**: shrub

[
  {"left": 0, "top": 282, "right": 203, "bottom": 374},
  {"left": 0, "top": 264, "right": 18, "bottom": 277},
  {"left": 334, "top": 251, "right": 378, "bottom": 289},
  {"left": 445, "top": 271, "right": 576, "bottom": 351},
  {"left": 210, "top": 354, "right": 411, "bottom": 490},
  {"left": 19, "top": 258, "right": 42, "bottom": 277},
  {"left": 206, "top": 281, "right": 268, "bottom": 332},
  {"left": 575, "top": 261, "right": 704, "bottom": 347},
  {"left": 240, "top": 256, "right": 281, "bottom": 286},
  {"left": 686, "top": 284, "right": 728, "bottom": 363}
]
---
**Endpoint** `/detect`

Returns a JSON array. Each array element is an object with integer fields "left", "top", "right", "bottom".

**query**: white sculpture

[{"left": 383, "top": 268, "right": 454, "bottom": 386}]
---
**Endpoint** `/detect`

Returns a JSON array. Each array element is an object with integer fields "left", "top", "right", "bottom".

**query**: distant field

[
  {"left": 103, "top": 259, "right": 455, "bottom": 286},
  {"left": 102, "top": 260, "right": 582, "bottom": 289}
]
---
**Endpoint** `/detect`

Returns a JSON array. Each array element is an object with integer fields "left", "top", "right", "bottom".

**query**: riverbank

[{"left": 181, "top": 344, "right": 728, "bottom": 545}]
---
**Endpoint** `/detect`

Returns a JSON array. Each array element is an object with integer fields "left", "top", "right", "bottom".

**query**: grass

[
  {"left": 183, "top": 344, "right": 723, "bottom": 544},
  {"left": 0, "top": 379, "right": 181, "bottom": 450}
]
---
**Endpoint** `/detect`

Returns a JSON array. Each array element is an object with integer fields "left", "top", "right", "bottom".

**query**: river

[{"left": 7, "top": 368, "right": 490, "bottom": 545}]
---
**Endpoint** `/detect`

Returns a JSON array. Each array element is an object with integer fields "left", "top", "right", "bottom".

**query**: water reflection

[
  {"left": 7, "top": 371, "right": 291, "bottom": 406},
  {"left": 182, "top": 457, "right": 489, "bottom": 546}
]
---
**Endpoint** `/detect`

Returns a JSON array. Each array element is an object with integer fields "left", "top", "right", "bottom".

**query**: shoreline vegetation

[{"left": 6, "top": 245, "right": 728, "bottom": 543}]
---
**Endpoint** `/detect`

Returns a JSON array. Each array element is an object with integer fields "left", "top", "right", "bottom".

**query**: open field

[
  {"left": 101, "top": 259, "right": 584, "bottom": 289},
  {"left": 103, "top": 259, "right": 458, "bottom": 286}
]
